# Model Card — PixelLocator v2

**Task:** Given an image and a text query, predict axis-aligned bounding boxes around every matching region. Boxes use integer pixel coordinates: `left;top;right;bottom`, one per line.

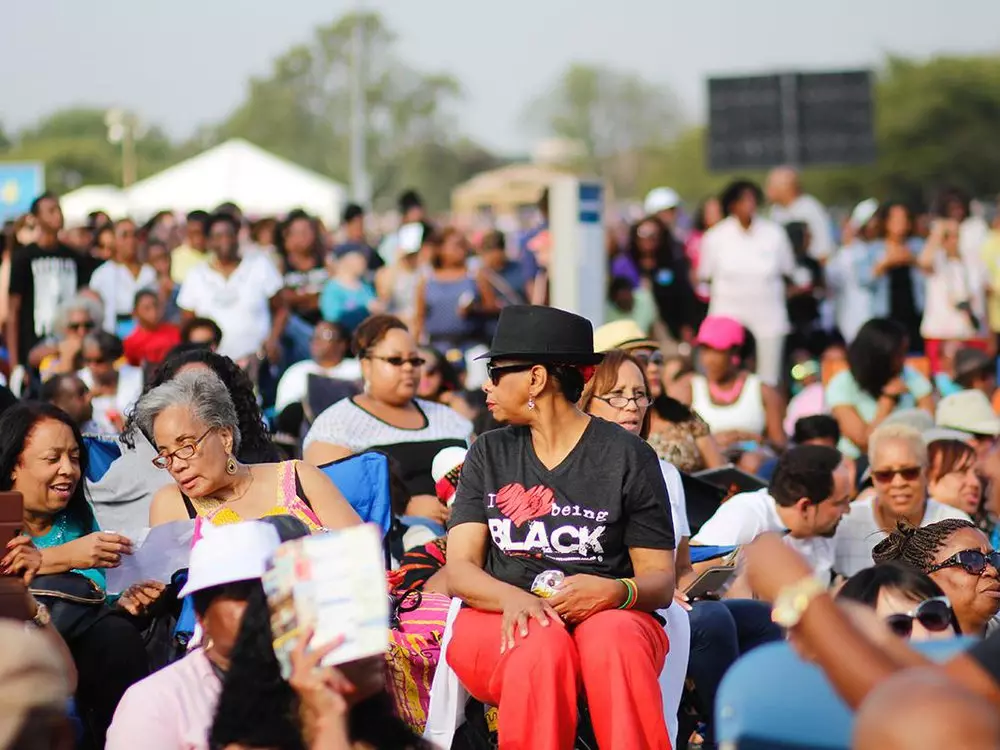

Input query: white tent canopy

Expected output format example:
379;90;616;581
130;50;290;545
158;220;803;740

60;185;129;227
123;139;345;226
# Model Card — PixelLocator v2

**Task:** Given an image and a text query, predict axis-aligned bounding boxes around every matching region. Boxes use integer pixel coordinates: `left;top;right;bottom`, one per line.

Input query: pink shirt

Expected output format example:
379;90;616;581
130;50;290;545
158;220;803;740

106;649;221;750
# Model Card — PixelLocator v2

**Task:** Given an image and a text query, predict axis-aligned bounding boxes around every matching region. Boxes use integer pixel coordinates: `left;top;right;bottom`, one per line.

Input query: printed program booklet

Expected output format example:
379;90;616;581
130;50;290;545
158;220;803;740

263;523;389;679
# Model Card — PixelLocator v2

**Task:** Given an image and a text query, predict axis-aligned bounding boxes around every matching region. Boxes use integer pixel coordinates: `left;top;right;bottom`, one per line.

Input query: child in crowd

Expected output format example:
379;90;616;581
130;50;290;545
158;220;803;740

123;290;182;367
320;246;380;332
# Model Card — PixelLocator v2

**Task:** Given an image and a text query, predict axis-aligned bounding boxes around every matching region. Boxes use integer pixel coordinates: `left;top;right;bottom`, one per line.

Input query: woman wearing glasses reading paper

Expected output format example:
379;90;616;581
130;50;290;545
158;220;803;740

303;315;472;528
447;306;675;750
139;370;359;532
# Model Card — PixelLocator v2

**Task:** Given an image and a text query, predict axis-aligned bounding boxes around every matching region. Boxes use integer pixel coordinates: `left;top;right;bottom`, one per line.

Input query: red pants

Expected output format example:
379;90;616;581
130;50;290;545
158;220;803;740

447;608;671;750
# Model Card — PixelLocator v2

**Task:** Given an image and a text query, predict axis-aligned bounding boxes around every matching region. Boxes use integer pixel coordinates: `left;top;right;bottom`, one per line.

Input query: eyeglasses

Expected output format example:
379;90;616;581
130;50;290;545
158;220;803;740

871;466;922;484
366;355;426;368
487;363;535;386
152;428;214;470
928;549;1000;576
594;394;651;410
884;597;955;638
67;321;95;332
633;351;664;367
84;356;108;365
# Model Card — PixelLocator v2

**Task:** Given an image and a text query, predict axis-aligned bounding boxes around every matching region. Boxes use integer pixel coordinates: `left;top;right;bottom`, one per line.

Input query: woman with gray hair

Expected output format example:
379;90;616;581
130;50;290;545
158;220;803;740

27;292;104;380
138;370;359;531
833;423;971;577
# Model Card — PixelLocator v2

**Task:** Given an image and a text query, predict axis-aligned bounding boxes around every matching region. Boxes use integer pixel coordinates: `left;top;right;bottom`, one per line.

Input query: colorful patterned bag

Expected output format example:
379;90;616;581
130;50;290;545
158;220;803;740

385;539;450;734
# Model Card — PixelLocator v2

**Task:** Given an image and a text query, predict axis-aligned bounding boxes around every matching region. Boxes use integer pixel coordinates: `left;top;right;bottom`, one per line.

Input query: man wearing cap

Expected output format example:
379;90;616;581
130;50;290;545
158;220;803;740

106;522;282;750
935;389;1000;530
826;199;879;342
644;187;682;234
0;622;73;750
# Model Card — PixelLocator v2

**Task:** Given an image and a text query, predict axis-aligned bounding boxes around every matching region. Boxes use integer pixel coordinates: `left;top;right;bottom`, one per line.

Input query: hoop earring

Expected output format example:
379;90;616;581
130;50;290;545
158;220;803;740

226;456;238;475
527;397;535;411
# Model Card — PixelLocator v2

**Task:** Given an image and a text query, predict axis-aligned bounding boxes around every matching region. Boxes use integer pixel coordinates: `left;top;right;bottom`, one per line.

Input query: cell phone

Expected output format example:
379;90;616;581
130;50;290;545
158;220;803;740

684;566;736;600
0;492;23;557
0;576;31;621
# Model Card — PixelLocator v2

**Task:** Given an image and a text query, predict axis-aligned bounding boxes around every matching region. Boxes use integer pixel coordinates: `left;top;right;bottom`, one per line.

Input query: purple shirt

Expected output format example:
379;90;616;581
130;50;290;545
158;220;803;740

106;649;221;750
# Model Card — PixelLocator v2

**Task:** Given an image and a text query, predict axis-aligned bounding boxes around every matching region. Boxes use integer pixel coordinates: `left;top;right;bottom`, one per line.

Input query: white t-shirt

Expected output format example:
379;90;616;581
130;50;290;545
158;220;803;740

177;256;284;361
833;496;972;578
770;194;835;260
274;359;363;413
88;262;157;333
699;216;796;338
692;488;836;582
920;251;986;340
660;460;692;558
79;365;145;435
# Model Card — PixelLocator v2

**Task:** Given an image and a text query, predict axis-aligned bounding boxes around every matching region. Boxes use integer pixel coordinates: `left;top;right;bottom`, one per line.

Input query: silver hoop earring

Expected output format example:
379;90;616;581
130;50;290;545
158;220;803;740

527;397;535;411
226;456;238;475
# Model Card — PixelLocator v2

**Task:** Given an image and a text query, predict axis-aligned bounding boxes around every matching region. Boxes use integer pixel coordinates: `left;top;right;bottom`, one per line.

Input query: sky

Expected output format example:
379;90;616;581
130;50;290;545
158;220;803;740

3;0;1000;155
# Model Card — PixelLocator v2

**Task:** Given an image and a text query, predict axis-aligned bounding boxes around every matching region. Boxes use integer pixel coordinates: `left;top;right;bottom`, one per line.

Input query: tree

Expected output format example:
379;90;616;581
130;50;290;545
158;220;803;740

216;11;464;209
4;108;184;194
524;64;682;197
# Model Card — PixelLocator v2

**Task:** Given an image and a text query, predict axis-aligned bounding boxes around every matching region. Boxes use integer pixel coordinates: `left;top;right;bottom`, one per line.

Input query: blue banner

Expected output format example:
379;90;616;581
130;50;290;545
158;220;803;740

0;162;45;223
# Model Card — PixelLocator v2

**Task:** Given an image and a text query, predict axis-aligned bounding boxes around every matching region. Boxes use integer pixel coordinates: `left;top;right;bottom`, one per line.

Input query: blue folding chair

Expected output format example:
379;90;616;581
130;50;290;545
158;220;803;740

690;545;738;565
715;637;974;749
317;450;393;535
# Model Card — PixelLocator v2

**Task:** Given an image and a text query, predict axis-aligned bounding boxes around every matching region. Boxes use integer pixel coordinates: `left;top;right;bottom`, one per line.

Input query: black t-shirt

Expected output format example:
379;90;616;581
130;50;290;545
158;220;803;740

787;256;824;327
284;266;330;325
450;418;675;592
9;244;92;363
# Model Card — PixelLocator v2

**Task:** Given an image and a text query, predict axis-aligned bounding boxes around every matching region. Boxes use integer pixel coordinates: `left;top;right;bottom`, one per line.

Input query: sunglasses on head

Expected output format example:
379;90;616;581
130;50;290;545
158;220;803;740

486;362;535;386
884;596;954;638
871;466;922;484
928;549;1000;576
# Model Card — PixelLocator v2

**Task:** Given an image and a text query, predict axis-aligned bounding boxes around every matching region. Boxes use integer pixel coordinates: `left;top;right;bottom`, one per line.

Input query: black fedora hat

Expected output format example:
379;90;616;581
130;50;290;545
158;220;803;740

477;305;604;365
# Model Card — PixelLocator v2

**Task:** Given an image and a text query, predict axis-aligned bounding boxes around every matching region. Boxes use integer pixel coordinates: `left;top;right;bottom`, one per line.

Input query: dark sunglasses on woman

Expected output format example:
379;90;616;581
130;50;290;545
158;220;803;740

884;596;955;639
928;549;1000;576
870;466;921;484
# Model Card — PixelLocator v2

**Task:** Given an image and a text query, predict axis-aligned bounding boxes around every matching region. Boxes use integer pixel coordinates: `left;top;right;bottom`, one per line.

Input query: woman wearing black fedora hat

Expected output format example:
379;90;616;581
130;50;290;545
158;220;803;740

447;305;677;750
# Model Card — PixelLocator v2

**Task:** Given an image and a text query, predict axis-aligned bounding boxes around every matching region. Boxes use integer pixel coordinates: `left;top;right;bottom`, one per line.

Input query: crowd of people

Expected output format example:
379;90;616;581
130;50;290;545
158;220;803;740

3;168;1000;750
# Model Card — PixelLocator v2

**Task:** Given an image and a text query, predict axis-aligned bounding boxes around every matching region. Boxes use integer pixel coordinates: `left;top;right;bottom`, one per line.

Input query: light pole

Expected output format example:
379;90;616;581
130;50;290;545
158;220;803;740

348;5;371;209
105;109;144;187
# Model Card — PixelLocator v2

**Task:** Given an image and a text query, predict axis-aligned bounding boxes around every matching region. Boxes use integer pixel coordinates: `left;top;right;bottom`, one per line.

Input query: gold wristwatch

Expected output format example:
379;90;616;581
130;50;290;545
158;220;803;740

771;577;825;628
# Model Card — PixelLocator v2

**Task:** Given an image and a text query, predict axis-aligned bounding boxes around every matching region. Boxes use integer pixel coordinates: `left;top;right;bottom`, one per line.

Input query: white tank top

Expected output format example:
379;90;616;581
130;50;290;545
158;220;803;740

691;373;766;436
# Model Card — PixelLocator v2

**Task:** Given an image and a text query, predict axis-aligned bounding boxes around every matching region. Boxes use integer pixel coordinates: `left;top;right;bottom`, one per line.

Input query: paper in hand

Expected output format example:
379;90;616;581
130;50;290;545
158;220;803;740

105;520;195;594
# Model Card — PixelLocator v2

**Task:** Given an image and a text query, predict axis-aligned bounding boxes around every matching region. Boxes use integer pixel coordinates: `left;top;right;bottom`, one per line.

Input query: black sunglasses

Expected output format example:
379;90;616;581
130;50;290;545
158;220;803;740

67;321;96;332
871;466;922;484
928;549;1000;576
884;596;955;639
366;355;425;368
487;363;535;386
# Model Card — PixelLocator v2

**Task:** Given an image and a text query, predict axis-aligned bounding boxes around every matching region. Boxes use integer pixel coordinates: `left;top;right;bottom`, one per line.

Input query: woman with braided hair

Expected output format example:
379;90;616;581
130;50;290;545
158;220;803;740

873;518;1000;636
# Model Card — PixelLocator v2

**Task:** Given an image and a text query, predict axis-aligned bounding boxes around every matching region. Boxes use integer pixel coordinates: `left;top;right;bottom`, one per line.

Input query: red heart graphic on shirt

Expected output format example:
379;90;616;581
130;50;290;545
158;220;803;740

496;483;555;528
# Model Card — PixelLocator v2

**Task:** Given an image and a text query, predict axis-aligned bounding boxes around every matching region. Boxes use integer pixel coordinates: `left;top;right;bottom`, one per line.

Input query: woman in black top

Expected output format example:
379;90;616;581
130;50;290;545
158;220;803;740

447;305;675;750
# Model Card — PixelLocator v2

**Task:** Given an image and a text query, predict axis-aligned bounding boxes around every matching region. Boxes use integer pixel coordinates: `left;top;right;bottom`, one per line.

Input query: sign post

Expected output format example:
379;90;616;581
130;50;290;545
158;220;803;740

548;176;606;328
0;162;45;223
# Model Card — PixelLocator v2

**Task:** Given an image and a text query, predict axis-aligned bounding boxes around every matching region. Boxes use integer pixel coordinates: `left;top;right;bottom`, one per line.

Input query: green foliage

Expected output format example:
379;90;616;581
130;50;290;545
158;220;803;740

214;11;471;210
525;63;682;197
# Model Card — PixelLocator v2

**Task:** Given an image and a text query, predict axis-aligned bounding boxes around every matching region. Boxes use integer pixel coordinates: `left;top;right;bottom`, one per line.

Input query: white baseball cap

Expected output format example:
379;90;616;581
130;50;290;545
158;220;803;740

936;390;1000;437
644;187;681;215
179;521;282;598
849;198;879;230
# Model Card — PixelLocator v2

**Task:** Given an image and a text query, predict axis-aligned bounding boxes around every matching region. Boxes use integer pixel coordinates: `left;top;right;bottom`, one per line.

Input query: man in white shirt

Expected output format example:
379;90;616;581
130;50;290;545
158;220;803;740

766;166;835;261
274;321;362;414
177;213;287;364
694;445;852;582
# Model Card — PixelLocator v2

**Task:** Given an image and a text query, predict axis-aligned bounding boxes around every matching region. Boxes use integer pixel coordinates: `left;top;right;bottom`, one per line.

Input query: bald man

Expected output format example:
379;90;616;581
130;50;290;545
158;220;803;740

766;166;835;261
854;668;1000;750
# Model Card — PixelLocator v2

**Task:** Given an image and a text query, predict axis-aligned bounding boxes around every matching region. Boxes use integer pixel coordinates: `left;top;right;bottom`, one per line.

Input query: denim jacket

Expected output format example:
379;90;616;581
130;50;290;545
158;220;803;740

857;238;926;318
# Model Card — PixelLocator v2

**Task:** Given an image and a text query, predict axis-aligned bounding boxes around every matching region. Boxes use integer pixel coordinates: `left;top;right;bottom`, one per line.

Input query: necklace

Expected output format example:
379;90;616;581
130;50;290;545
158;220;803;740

209;468;256;505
